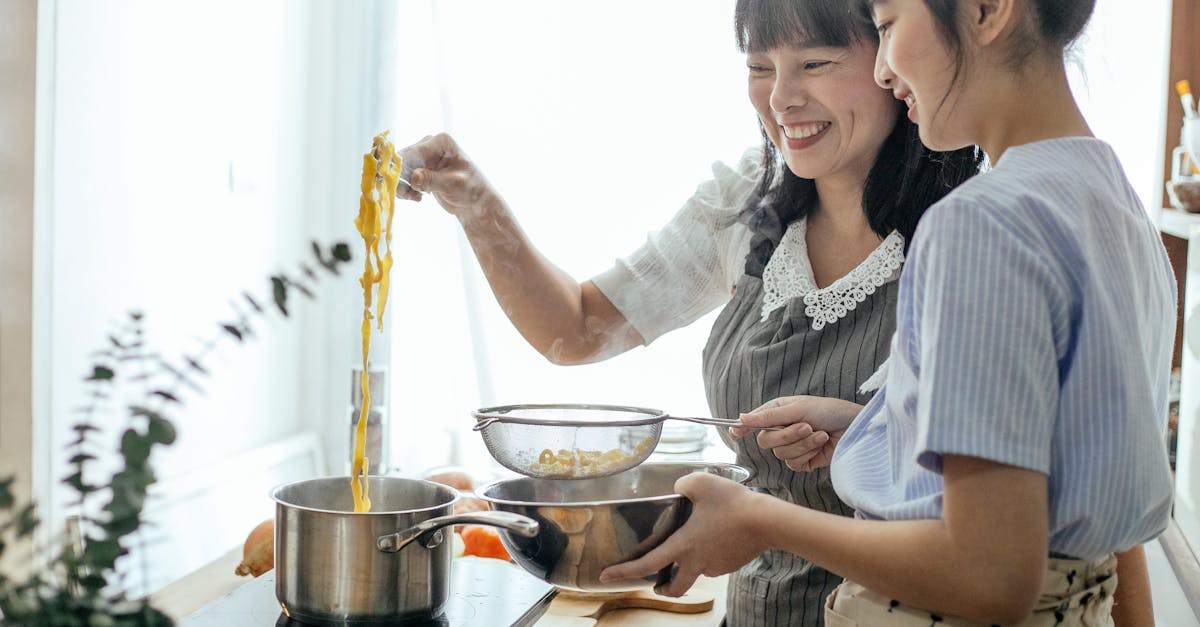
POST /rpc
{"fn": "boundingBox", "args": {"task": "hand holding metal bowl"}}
[474,461,753,592]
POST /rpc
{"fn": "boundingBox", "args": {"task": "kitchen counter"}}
[153,546,728,626]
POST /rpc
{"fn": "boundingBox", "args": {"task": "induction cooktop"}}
[179,557,557,627]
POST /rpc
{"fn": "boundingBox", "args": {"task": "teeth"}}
[782,122,830,139]
[905,96,915,107]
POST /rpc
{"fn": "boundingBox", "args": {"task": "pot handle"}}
[376,510,539,553]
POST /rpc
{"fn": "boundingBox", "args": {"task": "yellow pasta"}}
[350,132,400,512]
[529,437,656,479]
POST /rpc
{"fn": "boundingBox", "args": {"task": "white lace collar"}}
[760,220,905,330]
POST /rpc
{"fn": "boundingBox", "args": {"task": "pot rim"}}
[473,461,753,508]
[270,475,459,516]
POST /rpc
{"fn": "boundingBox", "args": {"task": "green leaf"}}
[242,291,263,313]
[86,365,115,382]
[103,513,140,536]
[301,263,318,281]
[15,503,39,538]
[73,423,102,434]
[314,241,352,275]
[271,276,289,317]
[150,390,180,404]
[146,418,176,446]
[80,573,107,593]
[69,453,98,465]
[63,471,98,494]
[82,538,125,570]
[0,476,14,509]
[129,310,144,321]
[120,429,151,466]
[184,355,209,376]
[221,323,244,342]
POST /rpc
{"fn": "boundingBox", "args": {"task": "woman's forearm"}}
[458,202,642,364]
[1111,545,1155,626]
[752,456,1048,624]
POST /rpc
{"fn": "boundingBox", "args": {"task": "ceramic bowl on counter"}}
[474,461,752,592]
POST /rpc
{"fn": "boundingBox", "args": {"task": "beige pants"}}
[825,554,1118,626]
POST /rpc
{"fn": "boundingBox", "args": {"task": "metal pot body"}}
[270,476,457,624]
[475,461,751,592]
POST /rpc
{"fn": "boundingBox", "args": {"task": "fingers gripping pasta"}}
[350,132,400,512]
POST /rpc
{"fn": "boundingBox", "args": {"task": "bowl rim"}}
[472,461,754,508]
[473,403,668,427]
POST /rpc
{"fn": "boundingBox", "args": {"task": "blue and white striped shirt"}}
[831,138,1176,560]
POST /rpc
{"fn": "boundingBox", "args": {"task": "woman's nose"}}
[874,54,896,90]
[769,75,808,113]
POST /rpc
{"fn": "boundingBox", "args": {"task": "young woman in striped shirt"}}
[601,1,1176,625]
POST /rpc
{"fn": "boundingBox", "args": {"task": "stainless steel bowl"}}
[474,461,752,592]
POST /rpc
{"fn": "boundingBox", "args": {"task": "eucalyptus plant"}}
[0,241,352,626]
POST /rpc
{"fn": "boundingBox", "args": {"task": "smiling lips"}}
[782,121,830,139]
[780,121,831,148]
[894,91,916,121]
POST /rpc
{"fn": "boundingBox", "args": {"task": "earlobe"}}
[974,0,1016,46]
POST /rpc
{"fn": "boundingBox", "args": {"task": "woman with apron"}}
[398,0,979,623]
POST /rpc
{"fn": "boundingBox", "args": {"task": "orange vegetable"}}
[460,525,511,561]
[234,518,274,577]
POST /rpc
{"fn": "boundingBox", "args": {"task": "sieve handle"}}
[667,416,783,431]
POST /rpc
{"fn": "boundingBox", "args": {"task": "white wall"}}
[0,0,42,578]
[1069,0,1172,215]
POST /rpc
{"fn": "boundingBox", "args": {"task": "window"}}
[385,0,755,474]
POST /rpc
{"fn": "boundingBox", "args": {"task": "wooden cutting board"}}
[534,586,716,627]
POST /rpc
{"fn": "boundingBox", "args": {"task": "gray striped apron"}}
[702,272,898,627]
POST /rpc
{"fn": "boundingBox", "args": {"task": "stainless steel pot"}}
[474,461,751,592]
[271,476,538,624]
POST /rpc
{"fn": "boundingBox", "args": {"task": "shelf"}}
[1161,208,1200,240]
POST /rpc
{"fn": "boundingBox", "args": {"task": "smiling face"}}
[747,40,898,187]
[870,0,975,151]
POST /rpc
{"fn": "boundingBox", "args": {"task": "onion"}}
[234,518,274,577]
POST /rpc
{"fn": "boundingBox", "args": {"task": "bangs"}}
[735,0,875,53]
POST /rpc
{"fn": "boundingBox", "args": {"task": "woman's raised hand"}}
[397,133,504,223]
[733,396,862,472]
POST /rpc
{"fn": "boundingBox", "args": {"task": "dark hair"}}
[734,0,982,277]
[858,0,1095,85]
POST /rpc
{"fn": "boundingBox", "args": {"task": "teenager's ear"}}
[971,0,1017,47]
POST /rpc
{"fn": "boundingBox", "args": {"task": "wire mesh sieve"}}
[472,404,666,479]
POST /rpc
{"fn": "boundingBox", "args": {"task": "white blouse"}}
[592,147,905,344]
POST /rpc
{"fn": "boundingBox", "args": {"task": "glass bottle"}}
[349,366,389,476]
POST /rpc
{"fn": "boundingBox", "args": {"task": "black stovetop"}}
[179,557,557,627]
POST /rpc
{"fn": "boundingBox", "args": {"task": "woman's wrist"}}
[456,196,507,230]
